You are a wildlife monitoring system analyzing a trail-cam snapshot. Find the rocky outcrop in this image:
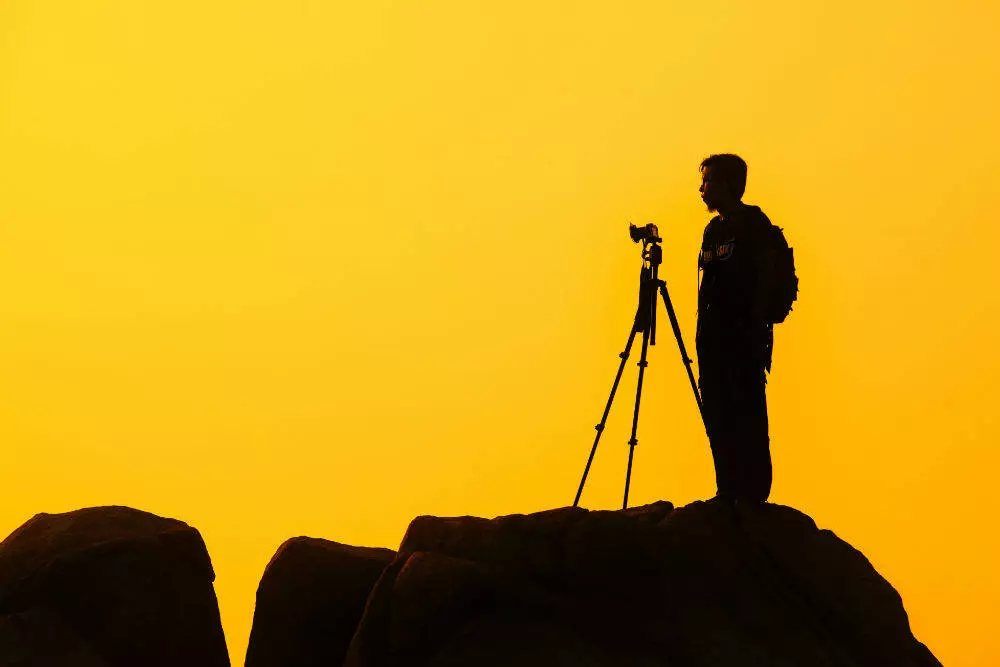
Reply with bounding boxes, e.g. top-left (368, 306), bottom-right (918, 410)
top-left (0, 500), bottom-right (941, 667)
top-left (0, 608), bottom-right (109, 667)
top-left (246, 537), bottom-right (395, 667)
top-left (0, 506), bottom-right (229, 667)
top-left (342, 499), bottom-right (940, 667)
